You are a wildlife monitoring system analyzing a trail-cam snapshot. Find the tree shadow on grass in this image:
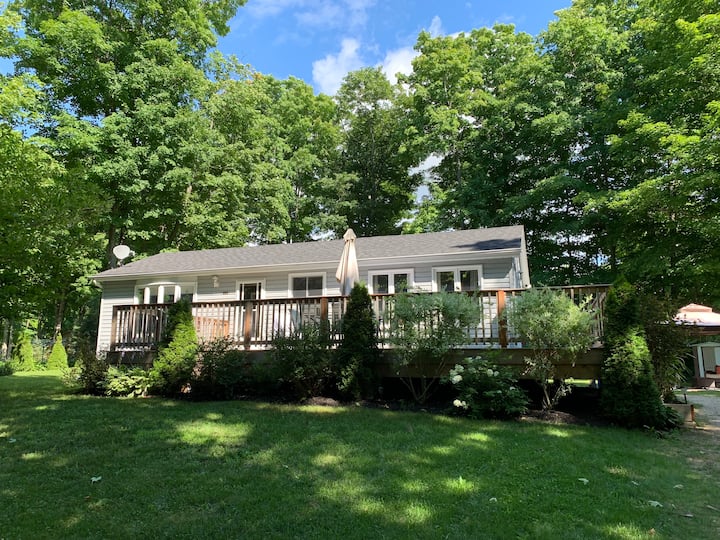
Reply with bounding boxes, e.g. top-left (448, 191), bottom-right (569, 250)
top-left (1, 374), bottom-right (717, 539)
